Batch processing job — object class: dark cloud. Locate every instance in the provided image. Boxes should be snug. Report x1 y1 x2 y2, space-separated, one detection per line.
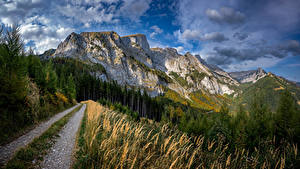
178 30 227 43
235 0 300 32
176 0 300 72
206 54 232 66
206 7 245 25
233 32 248 40
280 40 300 55
206 40 300 66
202 32 228 42
213 47 261 62
119 0 152 21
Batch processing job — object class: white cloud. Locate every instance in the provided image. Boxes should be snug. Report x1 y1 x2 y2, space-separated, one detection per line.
119 0 152 21
0 0 153 54
206 7 245 24
174 29 201 45
174 46 185 54
181 29 201 41
34 37 61 54
224 57 283 72
148 39 167 48
150 32 156 39
150 25 163 34
57 4 117 25
150 25 163 38
19 22 74 54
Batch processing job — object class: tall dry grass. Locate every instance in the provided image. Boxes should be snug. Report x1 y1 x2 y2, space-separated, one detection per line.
77 100 298 169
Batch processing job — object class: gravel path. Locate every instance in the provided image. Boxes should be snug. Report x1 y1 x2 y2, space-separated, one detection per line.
0 104 80 165
40 104 86 169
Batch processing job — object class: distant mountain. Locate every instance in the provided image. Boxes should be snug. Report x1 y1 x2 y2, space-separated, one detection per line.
39 48 55 59
234 73 300 111
195 55 239 86
229 68 267 83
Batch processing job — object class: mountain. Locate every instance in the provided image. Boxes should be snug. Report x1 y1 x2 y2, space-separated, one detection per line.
42 31 300 112
234 72 300 111
196 55 239 86
50 31 236 98
229 68 267 83
39 48 55 59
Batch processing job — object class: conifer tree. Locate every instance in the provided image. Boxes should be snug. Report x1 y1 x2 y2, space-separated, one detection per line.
44 61 58 93
66 74 76 99
275 90 298 143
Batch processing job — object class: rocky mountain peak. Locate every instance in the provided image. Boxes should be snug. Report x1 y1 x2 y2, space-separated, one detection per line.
80 31 121 42
257 67 265 74
121 34 150 52
229 68 267 83
54 32 86 58
48 31 239 97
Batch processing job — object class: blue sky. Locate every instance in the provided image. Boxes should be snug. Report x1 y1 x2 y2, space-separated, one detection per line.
1 0 300 81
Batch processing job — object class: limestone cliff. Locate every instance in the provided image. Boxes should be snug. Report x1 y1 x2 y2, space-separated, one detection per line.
50 31 237 97
229 68 267 83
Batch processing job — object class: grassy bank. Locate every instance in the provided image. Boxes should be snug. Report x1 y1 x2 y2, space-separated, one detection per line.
4 104 83 169
73 103 88 169
74 100 298 169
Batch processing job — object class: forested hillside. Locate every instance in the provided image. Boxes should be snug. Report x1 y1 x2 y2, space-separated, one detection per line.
234 74 300 112
0 26 76 144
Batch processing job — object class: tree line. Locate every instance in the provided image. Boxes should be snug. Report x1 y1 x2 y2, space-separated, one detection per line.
0 26 76 144
51 57 162 121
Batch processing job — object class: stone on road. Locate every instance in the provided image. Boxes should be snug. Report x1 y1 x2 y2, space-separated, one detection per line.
41 104 86 169
0 104 81 165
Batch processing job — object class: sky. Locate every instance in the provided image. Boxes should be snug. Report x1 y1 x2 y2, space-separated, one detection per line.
1 0 300 81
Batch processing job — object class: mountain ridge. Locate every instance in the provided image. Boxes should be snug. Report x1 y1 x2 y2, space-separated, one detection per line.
45 31 238 98
39 31 300 111
229 68 267 83
40 31 299 102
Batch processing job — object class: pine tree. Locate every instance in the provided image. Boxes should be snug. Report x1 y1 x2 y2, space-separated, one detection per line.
275 90 298 143
66 74 76 99
0 25 29 129
44 61 58 93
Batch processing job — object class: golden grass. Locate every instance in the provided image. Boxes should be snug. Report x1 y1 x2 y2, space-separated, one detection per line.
274 86 285 91
78 100 297 169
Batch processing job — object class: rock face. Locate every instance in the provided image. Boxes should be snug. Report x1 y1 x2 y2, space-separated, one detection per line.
229 68 267 83
196 57 239 86
39 49 55 60
51 31 237 97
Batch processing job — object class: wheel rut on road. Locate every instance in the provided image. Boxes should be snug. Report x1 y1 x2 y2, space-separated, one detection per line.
40 104 86 169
